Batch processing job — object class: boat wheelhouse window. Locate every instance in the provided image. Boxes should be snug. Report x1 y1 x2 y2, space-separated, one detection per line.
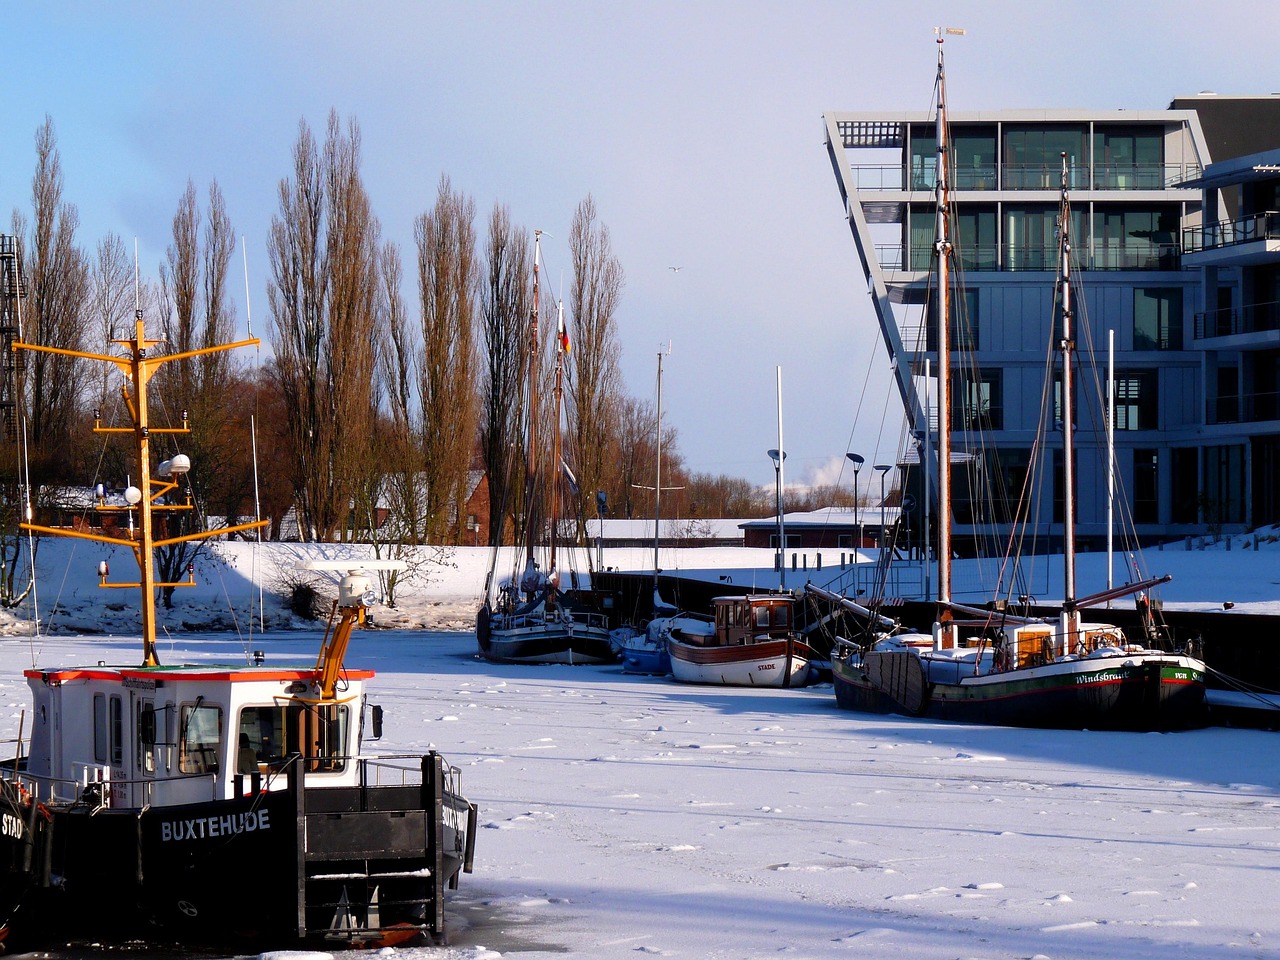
237 704 350 773
753 605 770 629
179 701 223 775
93 693 107 763
291 703 350 774
773 604 790 629
110 695 123 766
238 706 285 768
136 701 156 774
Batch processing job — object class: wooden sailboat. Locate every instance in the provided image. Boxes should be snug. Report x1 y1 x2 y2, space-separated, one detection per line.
0 313 476 950
477 232 614 664
827 38 1206 730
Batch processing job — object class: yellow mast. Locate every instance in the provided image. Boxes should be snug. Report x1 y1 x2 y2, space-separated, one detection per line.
16 312 266 666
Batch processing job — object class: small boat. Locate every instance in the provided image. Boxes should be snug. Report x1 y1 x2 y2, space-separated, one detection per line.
477 231 613 665
0 315 476 950
820 36 1206 731
668 594 815 687
611 591 716 676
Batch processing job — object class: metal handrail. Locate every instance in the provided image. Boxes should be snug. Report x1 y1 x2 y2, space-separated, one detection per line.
1183 210 1280 253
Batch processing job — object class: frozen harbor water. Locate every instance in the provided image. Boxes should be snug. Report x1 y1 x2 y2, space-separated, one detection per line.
3 628 1273 959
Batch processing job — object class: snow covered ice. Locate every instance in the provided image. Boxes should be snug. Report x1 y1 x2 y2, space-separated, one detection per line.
0 537 1275 957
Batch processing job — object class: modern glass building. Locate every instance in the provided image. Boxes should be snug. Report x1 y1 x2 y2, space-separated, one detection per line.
823 96 1280 553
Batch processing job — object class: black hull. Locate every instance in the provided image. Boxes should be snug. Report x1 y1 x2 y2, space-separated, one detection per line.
924 666 1208 731
833 654 1207 732
478 621 617 665
0 753 475 951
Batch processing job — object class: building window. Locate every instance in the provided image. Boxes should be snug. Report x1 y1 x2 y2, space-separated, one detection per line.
1171 448 1198 524
927 289 980 352
908 205 996 271
1094 126 1165 189
1114 370 1158 431
984 447 1031 525
909 125 997 190
1005 204 1058 271
1133 288 1183 350
1094 206 1179 270
1002 124 1087 189
1204 445 1245 525
1134 449 1158 524
952 370 1003 431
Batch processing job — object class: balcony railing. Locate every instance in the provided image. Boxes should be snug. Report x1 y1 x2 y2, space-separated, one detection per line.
851 162 1201 192
1182 210 1280 253
1207 389 1280 425
1194 298 1280 339
878 243 1179 273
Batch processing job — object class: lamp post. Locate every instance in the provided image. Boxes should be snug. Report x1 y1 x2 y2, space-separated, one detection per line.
874 463 892 554
846 453 864 553
768 448 786 590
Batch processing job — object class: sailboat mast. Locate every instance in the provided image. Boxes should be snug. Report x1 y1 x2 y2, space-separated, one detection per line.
934 35 953 612
524 231 542 576
653 350 663 589
551 297 565 580
1057 153 1078 619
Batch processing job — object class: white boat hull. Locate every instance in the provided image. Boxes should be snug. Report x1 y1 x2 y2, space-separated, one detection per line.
667 637 813 687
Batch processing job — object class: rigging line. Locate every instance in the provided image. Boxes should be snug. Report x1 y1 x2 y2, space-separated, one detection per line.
11 238 42 668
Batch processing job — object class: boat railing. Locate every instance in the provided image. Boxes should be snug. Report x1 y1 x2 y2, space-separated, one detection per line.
360 753 428 787
18 765 225 806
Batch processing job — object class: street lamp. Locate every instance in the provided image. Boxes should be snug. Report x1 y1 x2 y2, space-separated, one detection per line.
874 464 892 554
846 453 864 552
768 448 786 590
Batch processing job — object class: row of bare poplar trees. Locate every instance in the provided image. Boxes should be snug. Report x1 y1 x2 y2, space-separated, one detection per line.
2 112 793 577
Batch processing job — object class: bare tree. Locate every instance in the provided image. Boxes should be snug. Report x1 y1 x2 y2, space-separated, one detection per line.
151 179 257 605
565 195 625 540
415 176 479 544
89 233 134 411
479 207 529 545
268 111 383 542
12 116 90 482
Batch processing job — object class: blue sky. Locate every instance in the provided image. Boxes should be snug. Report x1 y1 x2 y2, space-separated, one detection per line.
2 1 1271 494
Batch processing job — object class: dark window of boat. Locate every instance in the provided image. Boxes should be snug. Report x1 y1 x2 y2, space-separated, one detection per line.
109 695 123 766
93 693 107 764
238 706 284 770
284 703 350 774
179 702 224 775
136 700 156 774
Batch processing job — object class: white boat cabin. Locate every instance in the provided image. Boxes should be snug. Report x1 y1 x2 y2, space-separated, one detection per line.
23 662 373 809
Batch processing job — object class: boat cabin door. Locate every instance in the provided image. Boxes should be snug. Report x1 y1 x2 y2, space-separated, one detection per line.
129 688 158 807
